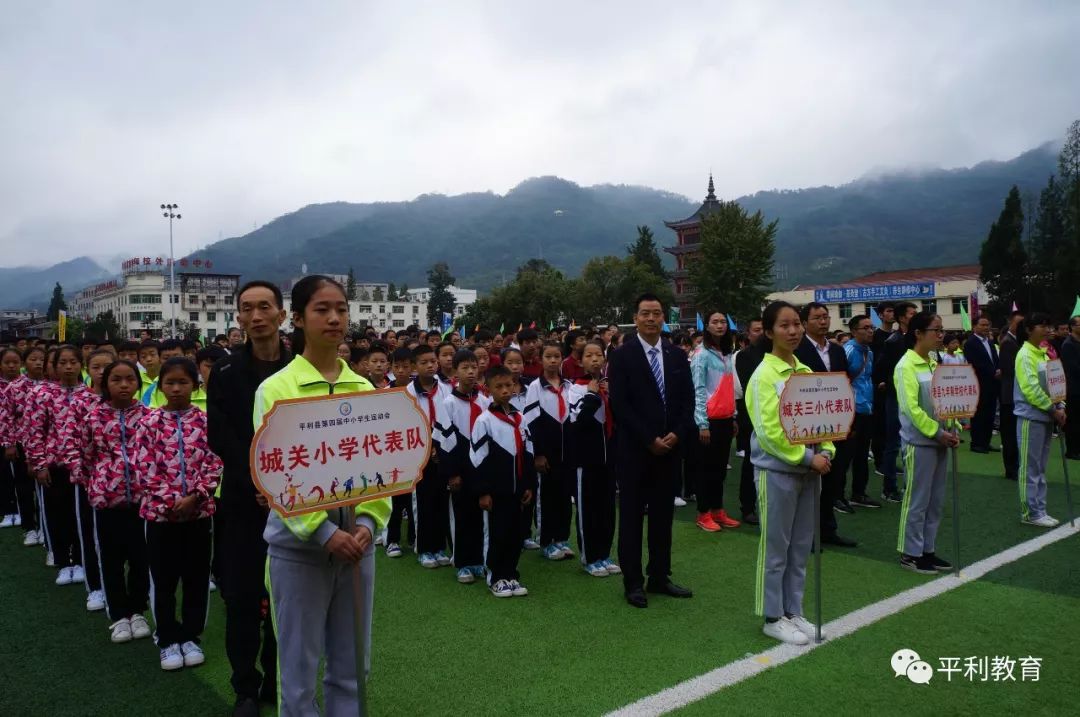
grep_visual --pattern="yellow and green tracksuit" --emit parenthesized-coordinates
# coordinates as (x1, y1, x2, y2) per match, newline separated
(747, 352, 835, 619)
(254, 354, 390, 714)
(895, 349, 956, 557)
(1013, 342, 1061, 521)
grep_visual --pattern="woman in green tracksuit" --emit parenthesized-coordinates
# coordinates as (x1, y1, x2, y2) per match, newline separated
(747, 301, 833, 646)
(1014, 312, 1067, 528)
(895, 311, 959, 575)
(254, 275, 391, 717)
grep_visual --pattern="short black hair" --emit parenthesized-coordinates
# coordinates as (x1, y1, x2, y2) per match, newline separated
(634, 292, 663, 313)
(118, 340, 139, 353)
(349, 346, 369, 364)
(391, 347, 414, 364)
(799, 302, 828, 322)
(412, 344, 435, 360)
(486, 365, 513, 383)
(139, 340, 161, 355)
(875, 301, 895, 314)
(895, 301, 918, 318)
(79, 338, 98, 348)
(452, 348, 478, 368)
(159, 338, 184, 353)
(848, 314, 870, 332)
(238, 280, 284, 309)
(100, 359, 142, 402)
(517, 328, 539, 343)
(474, 329, 493, 343)
(196, 346, 227, 365)
(367, 343, 390, 360)
(180, 340, 197, 352)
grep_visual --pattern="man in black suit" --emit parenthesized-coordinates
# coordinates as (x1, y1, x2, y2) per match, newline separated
(998, 311, 1024, 481)
(963, 313, 1001, 453)
(1060, 315, 1080, 459)
(608, 293, 696, 608)
(870, 302, 896, 470)
(795, 302, 857, 548)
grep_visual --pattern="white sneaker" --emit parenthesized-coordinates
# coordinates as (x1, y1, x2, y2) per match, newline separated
(110, 618, 132, 643)
(489, 579, 514, 598)
(674, 496, 688, 507)
(509, 579, 528, 597)
(1044, 515, 1061, 527)
(787, 615, 821, 639)
(46, 551, 55, 567)
(375, 531, 385, 546)
(1023, 515, 1058, 528)
(208, 578, 217, 593)
(129, 614, 152, 639)
(180, 641, 205, 667)
(160, 643, 184, 671)
(0, 514, 14, 528)
(12, 514, 21, 526)
(86, 590, 106, 612)
(55, 566, 74, 586)
(762, 618, 809, 645)
(70, 565, 86, 583)
(22, 529, 40, 546)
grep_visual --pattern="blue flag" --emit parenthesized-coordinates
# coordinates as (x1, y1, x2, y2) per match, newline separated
(459, 325, 466, 339)
(661, 321, 671, 334)
(696, 313, 704, 331)
(440, 312, 452, 334)
(728, 315, 738, 332)
(869, 307, 882, 329)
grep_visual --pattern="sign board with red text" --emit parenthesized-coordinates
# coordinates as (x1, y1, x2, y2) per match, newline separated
(930, 364, 981, 420)
(250, 387, 432, 517)
(778, 373, 856, 445)
(1045, 359, 1067, 403)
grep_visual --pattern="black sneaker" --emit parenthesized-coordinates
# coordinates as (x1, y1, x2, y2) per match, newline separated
(923, 552, 952, 572)
(900, 553, 935, 575)
(882, 491, 903, 504)
(850, 495, 881, 509)
(833, 499, 855, 515)
(742, 512, 760, 525)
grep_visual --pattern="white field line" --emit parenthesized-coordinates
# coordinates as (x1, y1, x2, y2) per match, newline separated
(606, 522, 1080, 717)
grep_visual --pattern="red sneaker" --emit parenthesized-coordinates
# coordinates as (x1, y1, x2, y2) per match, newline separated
(712, 509, 741, 528)
(696, 513, 722, 532)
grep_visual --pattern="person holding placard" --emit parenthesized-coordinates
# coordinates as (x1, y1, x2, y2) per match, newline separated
(1013, 313, 1067, 528)
(895, 312, 959, 575)
(253, 275, 391, 716)
(747, 301, 834, 646)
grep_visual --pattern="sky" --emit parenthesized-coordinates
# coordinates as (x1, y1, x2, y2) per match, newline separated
(2, 1, 1079, 267)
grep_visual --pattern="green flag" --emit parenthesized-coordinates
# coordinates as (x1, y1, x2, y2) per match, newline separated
(499, 322, 505, 333)
(960, 303, 971, 331)
(1072, 295, 1080, 319)
(548, 320, 554, 331)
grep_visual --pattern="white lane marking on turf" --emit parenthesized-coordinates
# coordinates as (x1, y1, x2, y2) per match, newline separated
(607, 522, 1080, 717)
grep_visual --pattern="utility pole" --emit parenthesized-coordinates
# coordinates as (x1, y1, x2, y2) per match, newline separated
(161, 203, 181, 337)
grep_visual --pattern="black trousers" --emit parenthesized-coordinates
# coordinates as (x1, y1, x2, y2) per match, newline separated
(74, 485, 102, 591)
(820, 439, 844, 537)
(735, 401, 757, 517)
(538, 461, 572, 546)
(871, 386, 887, 469)
(147, 517, 212, 647)
(413, 463, 448, 555)
(971, 385, 998, 450)
(575, 464, 616, 565)
(1000, 405, 1019, 478)
(450, 488, 484, 568)
(386, 492, 415, 546)
(845, 413, 874, 498)
(1, 446, 37, 529)
(484, 493, 524, 583)
(694, 418, 734, 514)
(216, 500, 276, 700)
(94, 505, 149, 622)
(519, 491, 537, 543)
(617, 450, 677, 591)
(1066, 395, 1080, 457)
(43, 466, 78, 568)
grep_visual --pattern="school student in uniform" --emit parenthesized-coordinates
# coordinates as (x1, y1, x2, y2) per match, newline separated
(438, 349, 491, 584)
(366, 343, 392, 390)
(501, 347, 539, 550)
(384, 347, 417, 558)
(568, 341, 620, 577)
(137, 357, 222, 671)
(0, 348, 26, 528)
(254, 275, 391, 715)
(523, 341, 574, 560)
(469, 365, 535, 598)
(408, 343, 452, 568)
(3, 346, 46, 546)
(138, 341, 162, 405)
(1013, 313, 1068, 527)
(747, 301, 833, 645)
(81, 359, 152, 643)
(895, 312, 959, 574)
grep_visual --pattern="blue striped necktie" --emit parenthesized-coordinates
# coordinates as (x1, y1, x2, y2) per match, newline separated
(648, 347, 666, 403)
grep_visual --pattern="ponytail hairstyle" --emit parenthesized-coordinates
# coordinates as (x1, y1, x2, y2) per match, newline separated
(290, 274, 348, 356)
(905, 311, 940, 350)
(760, 301, 799, 354)
(100, 359, 142, 402)
(701, 310, 734, 355)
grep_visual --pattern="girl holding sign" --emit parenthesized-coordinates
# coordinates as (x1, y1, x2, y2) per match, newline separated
(254, 275, 391, 716)
(1014, 312, 1067, 528)
(747, 301, 834, 646)
(895, 312, 959, 575)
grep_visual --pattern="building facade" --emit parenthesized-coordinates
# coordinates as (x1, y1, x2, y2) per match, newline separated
(280, 298, 426, 333)
(405, 286, 477, 317)
(766, 265, 986, 331)
(664, 176, 722, 323)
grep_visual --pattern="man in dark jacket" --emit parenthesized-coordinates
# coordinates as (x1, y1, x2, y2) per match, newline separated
(1059, 315, 1080, 459)
(877, 301, 918, 502)
(795, 302, 856, 547)
(207, 280, 291, 717)
(735, 319, 765, 524)
(870, 302, 895, 469)
(998, 311, 1024, 481)
(963, 313, 1000, 453)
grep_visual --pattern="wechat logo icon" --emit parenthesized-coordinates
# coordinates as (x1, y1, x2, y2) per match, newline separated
(891, 648, 933, 685)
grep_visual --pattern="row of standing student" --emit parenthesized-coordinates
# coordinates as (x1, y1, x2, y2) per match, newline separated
(0, 343, 223, 671)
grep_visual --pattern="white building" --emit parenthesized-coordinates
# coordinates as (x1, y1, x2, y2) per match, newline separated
(405, 285, 477, 317)
(72, 257, 240, 341)
(282, 298, 426, 333)
(766, 264, 987, 331)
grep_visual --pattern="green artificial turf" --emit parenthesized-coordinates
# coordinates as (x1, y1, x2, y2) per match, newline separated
(0, 446, 1076, 716)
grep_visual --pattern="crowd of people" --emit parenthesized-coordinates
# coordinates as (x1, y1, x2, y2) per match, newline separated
(1, 278, 1075, 715)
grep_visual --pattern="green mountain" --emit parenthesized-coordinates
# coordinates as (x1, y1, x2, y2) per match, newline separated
(0, 257, 111, 310)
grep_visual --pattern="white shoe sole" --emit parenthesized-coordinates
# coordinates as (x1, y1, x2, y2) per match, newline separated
(161, 661, 184, 671)
(457, 574, 475, 584)
(762, 625, 808, 645)
(87, 602, 105, 612)
(111, 632, 133, 643)
(183, 655, 205, 667)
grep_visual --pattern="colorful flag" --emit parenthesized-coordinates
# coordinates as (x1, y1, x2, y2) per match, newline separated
(960, 303, 971, 331)
(695, 313, 704, 331)
(969, 291, 979, 322)
(517, 323, 522, 332)
(529, 321, 536, 329)
(474, 323, 480, 333)
(57, 310, 67, 342)
(1071, 296, 1080, 319)
(1011, 301, 1019, 312)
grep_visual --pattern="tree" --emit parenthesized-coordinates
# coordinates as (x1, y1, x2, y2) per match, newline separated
(398, 282, 409, 298)
(346, 267, 357, 300)
(426, 262, 457, 326)
(979, 186, 1029, 318)
(387, 282, 397, 300)
(372, 286, 384, 302)
(172, 320, 201, 342)
(688, 202, 777, 322)
(626, 225, 668, 280)
(571, 255, 674, 325)
(47, 282, 67, 321)
(357, 288, 370, 301)
(1026, 175, 1072, 314)
(85, 310, 122, 341)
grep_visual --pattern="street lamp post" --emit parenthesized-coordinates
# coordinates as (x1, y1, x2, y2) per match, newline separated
(161, 203, 181, 337)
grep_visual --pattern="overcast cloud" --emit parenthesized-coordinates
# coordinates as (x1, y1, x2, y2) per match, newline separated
(2, 1, 1078, 267)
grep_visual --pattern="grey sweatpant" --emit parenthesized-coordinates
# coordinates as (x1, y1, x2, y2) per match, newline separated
(1018, 418, 1052, 521)
(897, 442, 947, 556)
(754, 468, 817, 619)
(267, 546, 376, 717)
